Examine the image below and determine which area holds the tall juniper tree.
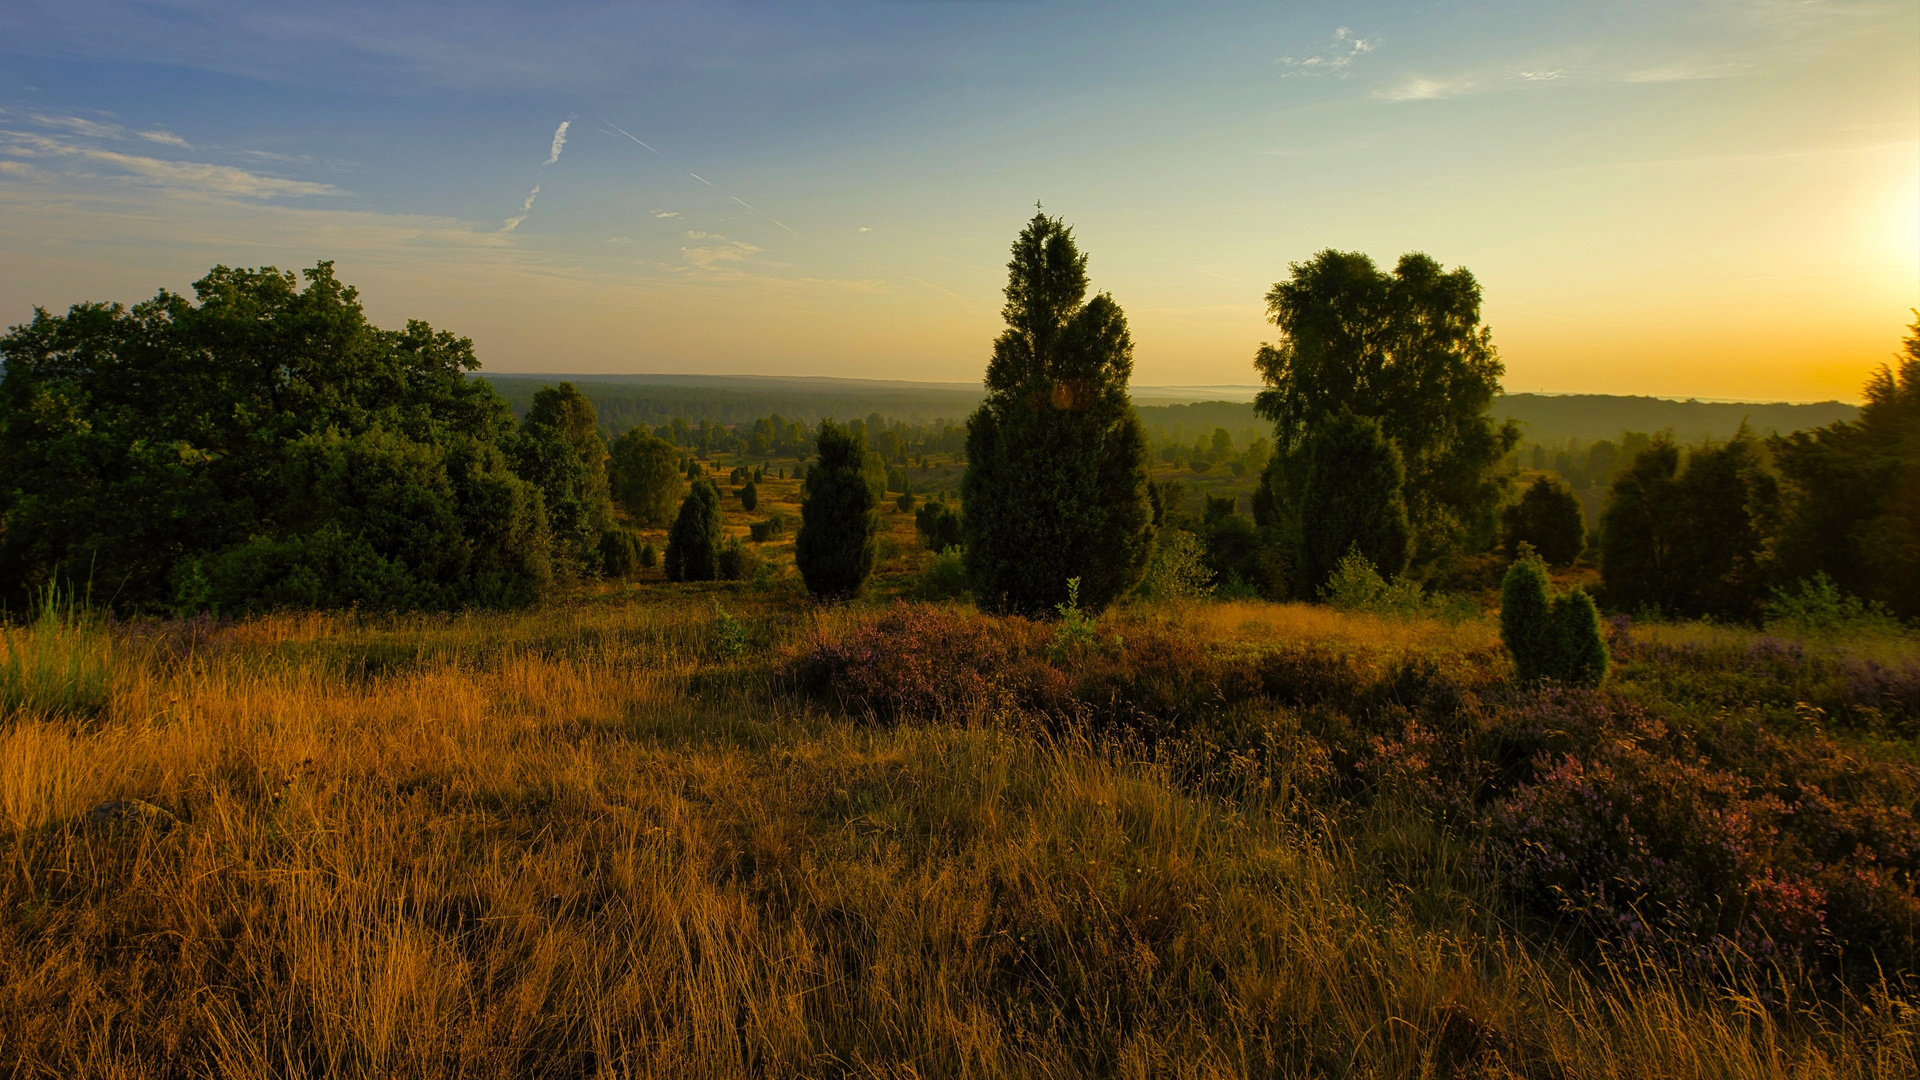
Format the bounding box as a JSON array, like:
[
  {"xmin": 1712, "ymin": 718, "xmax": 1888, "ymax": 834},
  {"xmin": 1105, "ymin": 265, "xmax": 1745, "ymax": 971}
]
[
  {"xmin": 795, "ymin": 420, "xmax": 880, "ymax": 599},
  {"xmin": 961, "ymin": 211, "xmax": 1155, "ymax": 615}
]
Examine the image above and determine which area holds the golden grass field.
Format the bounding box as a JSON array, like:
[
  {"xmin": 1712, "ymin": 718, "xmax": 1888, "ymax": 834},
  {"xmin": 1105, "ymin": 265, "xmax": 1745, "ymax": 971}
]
[{"xmin": 2, "ymin": 574, "xmax": 1915, "ymax": 1078}]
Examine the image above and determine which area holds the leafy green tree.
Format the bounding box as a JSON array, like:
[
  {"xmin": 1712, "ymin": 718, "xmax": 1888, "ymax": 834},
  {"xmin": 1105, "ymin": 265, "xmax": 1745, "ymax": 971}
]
[
  {"xmin": 0, "ymin": 261, "xmax": 540, "ymax": 611},
  {"xmin": 739, "ymin": 481, "xmax": 759, "ymax": 512},
  {"xmin": 795, "ymin": 421, "xmax": 880, "ymax": 599},
  {"xmin": 1770, "ymin": 316, "xmax": 1920, "ymax": 619},
  {"xmin": 664, "ymin": 480, "xmax": 724, "ymax": 582},
  {"xmin": 962, "ymin": 211, "xmax": 1156, "ymax": 615},
  {"xmin": 1599, "ymin": 432, "xmax": 1778, "ymax": 619},
  {"xmin": 608, "ymin": 427, "xmax": 683, "ymax": 525},
  {"xmin": 1501, "ymin": 476, "xmax": 1586, "ymax": 567},
  {"xmin": 1254, "ymin": 250, "xmax": 1518, "ymax": 571},
  {"xmin": 1294, "ymin": 410, "xmax": 1411, "ymax": 595},
  {"xmin": 599, "ymin": 527, "xmax": 640, "ymax": 579},
  {"xmin": 512, "ymin": 382, "xmax": 613, "ymax": 575}
]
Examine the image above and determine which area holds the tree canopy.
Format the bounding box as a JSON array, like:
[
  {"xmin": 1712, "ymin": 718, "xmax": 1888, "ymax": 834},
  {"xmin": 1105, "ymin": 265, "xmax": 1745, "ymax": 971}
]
[
  {"xmin": 795, "ymin": 420, "xmax": 880, "ymax": 600},
  {"xmin": 1253, "ymin": 250, "xmax": 1517, "ymax": 570},
  {"xmin": 962, "ymin": 211, "xmax": 1155, "ymax": 616},
  {"xmin": 0, "ymin": 262, "xmax": 546, "ymax": 612}
]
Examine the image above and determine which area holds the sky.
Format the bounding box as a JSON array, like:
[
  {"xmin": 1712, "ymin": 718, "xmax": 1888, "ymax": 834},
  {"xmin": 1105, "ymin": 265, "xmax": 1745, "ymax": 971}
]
[{"xmin": 0, "ymin": 1, "xmax": 1914, "ymax": 403}]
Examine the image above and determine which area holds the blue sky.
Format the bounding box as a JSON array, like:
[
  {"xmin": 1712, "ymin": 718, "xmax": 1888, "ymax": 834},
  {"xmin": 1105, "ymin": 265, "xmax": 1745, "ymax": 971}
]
[{"xmin": 1, "ymin": 0, "xmax": 1914, "ymax": 400}]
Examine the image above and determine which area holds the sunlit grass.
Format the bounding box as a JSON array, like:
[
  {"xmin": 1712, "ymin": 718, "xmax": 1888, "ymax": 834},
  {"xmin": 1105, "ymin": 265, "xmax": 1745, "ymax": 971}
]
[{"xmin": 0, "ymin": 593, "xmax": 1910, "ymax": 1076}]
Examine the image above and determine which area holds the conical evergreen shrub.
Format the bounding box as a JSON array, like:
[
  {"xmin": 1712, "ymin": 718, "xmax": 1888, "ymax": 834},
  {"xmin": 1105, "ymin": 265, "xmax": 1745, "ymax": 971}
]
[
  {"xmin": 795, "ymin": 421, "xmax": 879, "ymax": 600},
  {"xmin": 1501, "ymin": 545, "xmax": 1608, "ymax": 686},
  {"xmin": 664, "ymin": 481, "xmax": 723, "ymax": 582}
]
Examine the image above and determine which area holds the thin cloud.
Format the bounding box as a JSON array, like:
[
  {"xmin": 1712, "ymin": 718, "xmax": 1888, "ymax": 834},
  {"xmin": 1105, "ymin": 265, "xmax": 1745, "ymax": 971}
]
[
  {"xmin": 520, "ymin": 185, "xmax": 539, "ymax": 212},
  {"xmin": 1279, "ymin": 26, "xmax": 1377, "ymax": 78},
  {"xmin": 1623, "ymin": 63, "xmax": 1750, "ymax": 83},
  {"xmin": 652, "ymin": 209, "xmax": 679, "ymax": 218},
  {"xmin": 500, "ymin": 215, "xmax": 527, "ymax": 232},
  {"xmin": 138, "ymin": 129, "xmax": 190, "ymax": 148},
  {"xmin": 0, "ymin": 131, "xmax": 338, "ymax": 197},
  {"xmin": 1518, "ymin": 70, "xmax": 1565, "ymax": 81},
  {"xmin": 546, "ymin": 119, "xmax": 569, "ymax": 165},
  {"xmin": 1375, "ymin": 76, "xmax": 1467, "ymax": 102},
  {"xmin": 0, "ymin": 160, "xmax": 46, "ymax": 179},
  {"xmin": 857, "ymin": 226, "xmax": 870, "ymax": 233},
  {"xmin": 28, "ymin": 113, "xmax": 125, "ymax": 139}
]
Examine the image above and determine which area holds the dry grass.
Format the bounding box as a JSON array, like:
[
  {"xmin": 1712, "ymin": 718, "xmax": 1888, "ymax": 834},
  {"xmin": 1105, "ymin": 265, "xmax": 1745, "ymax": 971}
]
[{"xmin": 0, "ymin": 597, "xmax": 1912, "ymax": 1078}]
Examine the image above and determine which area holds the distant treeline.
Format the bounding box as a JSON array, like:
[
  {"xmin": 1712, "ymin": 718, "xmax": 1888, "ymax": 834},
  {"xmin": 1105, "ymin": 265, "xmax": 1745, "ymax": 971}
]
[{"xmin": 484, "ymin": 376, "xmax": 1855, "ymax": 458}]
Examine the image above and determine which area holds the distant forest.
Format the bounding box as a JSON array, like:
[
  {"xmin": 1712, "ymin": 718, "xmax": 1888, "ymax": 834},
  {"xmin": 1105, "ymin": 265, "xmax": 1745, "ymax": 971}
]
[{"xmin": 483, "ymin": 375, "xmax": 1856, "ymax": 452}]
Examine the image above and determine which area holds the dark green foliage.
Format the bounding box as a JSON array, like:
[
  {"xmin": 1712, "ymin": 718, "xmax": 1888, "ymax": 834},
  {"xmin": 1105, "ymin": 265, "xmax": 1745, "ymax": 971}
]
[
  {"xmin": 512, "ymin": 382, "xmax": 613, "ymax": 575},
  {"xmin": 795, "ymin": 421, "xmax": 880, "ymax": 600},
  {"xmin": 895, "ymin": 484, "xmax": 916, "ymax": 514},
  {"xmin": 716, "ymin": 537, "xmax": 761, "ymax": 582},
  {"xmin": 1200, "ymin": 498, "xmax": 1264, "ymax": 594},
  {"xmin": 1254, "ymin": 250, "xmax": 1518, "ymax": 570},
  {"xmin": 1600, "ymin": 432, "xmax": 1778, "ymax": 619},
  {"xmin": 1501, "ymin": 548, "xmax": 1608, "ymax": 686},
  {"xmin": 599, "ymin": 527, "xmax": 640, "ymax": 579},
  {"xmin": 607, "ymin": 428, "xmax": 683, "ymax": 526},
  {"xmin": 1770, "ymin": 317, "xmax": 1920, "ymax": 619},
  {"xmin": 638, "ymin": 541, "xmax": 658, "ymax": 569},
  {"xmin": 0, "ymin": 261, "xmax": 547, "ymax": 612},
  {"xmin": 664, "ymin": 481, "xmax": 724, "ymax": 583},
  {"xmin": 1501, "ymin": 475, "xmax": 1586, "ymax": 566},
  {"xmin": 914, "ymin": 502, "xmax": 963, "ymax": 552},
  {"xmin": 961, "ymin": 212, "xmax": 1156, "ymax": 616},
  {"xmin": 739, "ymin": 481, "xmax": 758, "ymax": 512},
  {"xmin": 1293, "ymin": 410, "xmax": 1411, "ymax": 596},
  {"xmin": 748, "ymin": 514, "xmax": 788, "ymax": 543}
]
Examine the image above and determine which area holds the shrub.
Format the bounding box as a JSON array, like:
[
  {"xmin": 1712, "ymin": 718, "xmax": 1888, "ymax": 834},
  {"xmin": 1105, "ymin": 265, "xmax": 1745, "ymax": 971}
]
[
  {"xmin": 1501, "ymin": 548, "xmax": 1608, "ymax": 686},
  {"xmin": 710, "ymin": 605, "xmax": 748, "ymax": 660},
  {"xmin": 914, "ymin": 502, "xmax": 962, "ymax": 551},
  {"xmin": 716, "ymin": 537, "xmax": 762, "ymax": 582},
  {"xmin": 748, "ymin": 514, "xmax": 788, "ymax": 543},
  {"xmin": 598, "ymin": 527, "xmax": 639, "ymax": 578},
  {"xmin": 1765, "ymin": 573, "xmax": 1906, "ymax": 638},
  {"xmin": 1139, "ymin": 528, "xmax": 1213, "ymax": 601},
  {"xmin": 795, "ymin": 421, "xmax": 880, "ymax": 600},
  {"xmin": 914, "ymin": 547, "xmax": 972, "ymax": 601},
  {"xmin": 1501, "ymin": 475, "xmax": 1585, "ymax": 566},
  {"xmin": 738, "ymin": 481, "xmax": 758, "ymax": 512},
  {"xmin": 895, "ymin": 488, "xmax": 916, "ymax": 514},
  {"xmin": 664, "ymin": 481, "xmax": 724, "ymax": 582},
  {"xmin": 637, "ymin": 541, "xmax": 658, "ymax": 569},
  {"xmin": 1600, "ymin": 432, "xmax": 1777, "ymax": 620}
]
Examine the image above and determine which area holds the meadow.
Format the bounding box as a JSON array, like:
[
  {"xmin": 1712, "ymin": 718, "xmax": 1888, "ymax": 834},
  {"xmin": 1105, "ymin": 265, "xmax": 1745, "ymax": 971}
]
[{"xmin": 1, "ymin": 541, "xmax": 1916, "ymax": 1077}]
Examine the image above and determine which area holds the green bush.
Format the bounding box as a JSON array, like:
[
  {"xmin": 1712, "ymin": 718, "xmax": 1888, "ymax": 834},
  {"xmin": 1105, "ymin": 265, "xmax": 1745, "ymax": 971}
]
[
  {"xmin": 1295, "ymin": 410, "xmax": 1411, "ymax": 597},
  {"xmin": 1139, "ymin": 528, "xmax": 1213, "ymax": 602},
  {"xmin": 599, "ymin": 527, "xmax": 639, "ymax": 579},
  {"xmin": 1765, "ymin": 573, "xmax": 1906, "ymax": 638},
  {"xmin": 638, "ymin": 541, "xmax": 658, "ymax": 569},
  {"xmin": 738, "ymin": 482, "xmax": 758, "ymax": 512},
  {"xmin": 748, "ymin": 514, "xmax": 788, "ymax": 543},
  {"xmin": 914, "ymin": 503, "xmax": 962, "ymax": 551},
  {"xmin": 914, "ymin": 547, "xmax": 972, "ymax": 601},
  {"xmin": 716, "ymin": 537, "xmax": 762, "ymax": 582},
  {"xmin": 665, "ymin": 481, "xmax": 724, "ymax": 582},
  {"xmin": 1501, "ymin": 547, "xmax": 1608, "ymax": 686},
  {"xmin": 795, "ymin": 421, "xmax": 880, "ymax": 600}
]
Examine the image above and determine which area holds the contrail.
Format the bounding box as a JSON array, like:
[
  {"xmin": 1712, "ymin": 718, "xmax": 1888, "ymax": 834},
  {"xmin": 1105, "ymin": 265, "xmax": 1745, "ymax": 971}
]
[
  {"xmin": 521, "ymin": 185, "xmax": 540, "ymax": 212},
  {"xmin": 546, "ymin": 120, "xmax": 570, "ymax": 165},
  {"xmin": 602, "ymin": 119, "xmax": 663, "ymax": 157}
]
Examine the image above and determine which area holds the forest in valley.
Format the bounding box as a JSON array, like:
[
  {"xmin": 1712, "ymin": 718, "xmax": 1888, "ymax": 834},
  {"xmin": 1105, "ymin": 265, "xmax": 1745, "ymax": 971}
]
[{"xmin": 0, "ymin": 213, "xmax": 1917, "ymax": 1077}]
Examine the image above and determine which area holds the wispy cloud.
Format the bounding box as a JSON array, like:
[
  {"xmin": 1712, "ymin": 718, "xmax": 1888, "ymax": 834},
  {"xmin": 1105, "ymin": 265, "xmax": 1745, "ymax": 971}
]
[
  {"xmin": 0, "ymin": 130, "xmax": 339, "ymax": 197},
  {"xmin": 520, "ymin": 185, "xmax": 539, "ymax": 212},
  {"xmin": 652, "ymin": 209, "xmax": 679, "ymax": 218},
  {"xmin": 1375, "ymin": 75, "xmax": 1469, "ymax": 102},
  {"xmin": 138, "ymin": 129, "xmax": 191, "ymax": 148},
  {"xmin": 679, "ymin": 230, "xmax": 763, "ymax": 271},
  {"xmin": 1623, "ymin": 63, "xmax": 1750, "ymax": 83},
  {"xmin": 546, "ymin": 119, "xmax": 569, "ymax": 165},
  {"xmin": 0, "ymin": 160, "xmax": 46, "ymax": 179},
  {"xmin": 1279, "ymin": 27, "xmax": 1376, "ymax": 77},
  {"xmin": 1518, "ymin": 70, "xmax": 1565, "ymax": 82}
]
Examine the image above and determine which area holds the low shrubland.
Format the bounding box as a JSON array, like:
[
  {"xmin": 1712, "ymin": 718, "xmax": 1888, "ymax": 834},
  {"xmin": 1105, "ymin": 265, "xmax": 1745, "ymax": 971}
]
[{"xmin": 0, "ymin": 588, "xmax": 1913, "ymax": 1077}]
